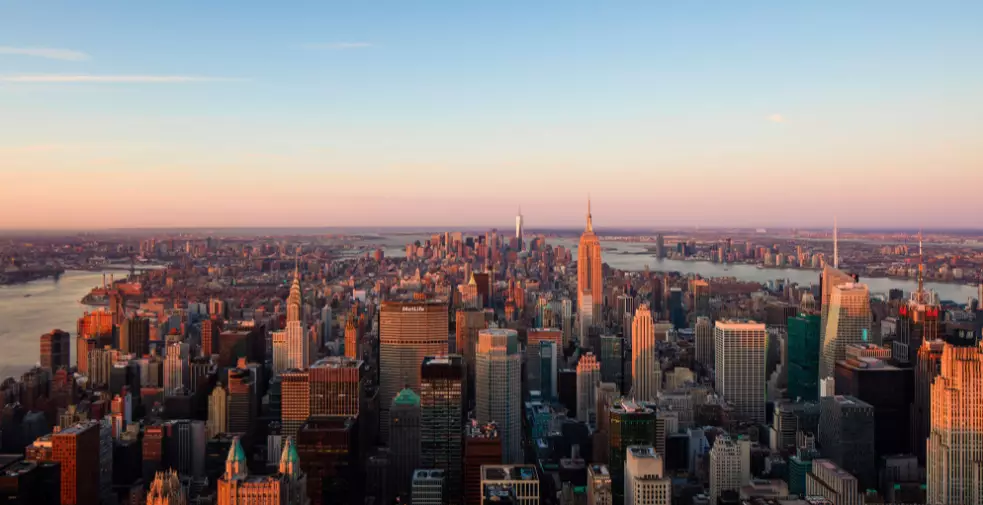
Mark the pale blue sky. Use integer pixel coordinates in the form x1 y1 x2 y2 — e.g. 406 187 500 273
1 1 981 229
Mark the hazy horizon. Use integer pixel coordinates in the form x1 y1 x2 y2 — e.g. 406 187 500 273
3 1 981 229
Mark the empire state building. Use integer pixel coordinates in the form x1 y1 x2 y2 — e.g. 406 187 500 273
578 198 603 329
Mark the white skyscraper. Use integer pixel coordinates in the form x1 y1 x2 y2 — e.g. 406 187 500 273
631 304 660 402
714 320 766 423
577 352 600 424
625 446 671 505
476 329 522 463
927 342 983 505
515 206 523 250
164 341 189 395
709 435 751 503
820 283 871 379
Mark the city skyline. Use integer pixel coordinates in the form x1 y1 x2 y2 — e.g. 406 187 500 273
2 2 983 229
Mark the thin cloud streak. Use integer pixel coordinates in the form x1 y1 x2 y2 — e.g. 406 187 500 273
0 75 247 83
0 46 90 61
301 42 373 50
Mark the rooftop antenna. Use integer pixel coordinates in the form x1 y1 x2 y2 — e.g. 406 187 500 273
917 229 925 303
833 216 839 269
586 195 593 233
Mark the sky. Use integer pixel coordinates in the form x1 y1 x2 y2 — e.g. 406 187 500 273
1 1 981 230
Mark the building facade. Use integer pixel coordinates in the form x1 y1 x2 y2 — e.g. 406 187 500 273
379 300 449 443
631 304 659 402
476 329 522 464
927 342 983 505
714 320 767 422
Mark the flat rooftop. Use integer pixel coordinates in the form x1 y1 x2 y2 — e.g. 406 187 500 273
482 465 538 482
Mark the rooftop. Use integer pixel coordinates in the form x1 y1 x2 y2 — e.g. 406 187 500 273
628 446 657 458
311 356 362 368
589 465 610 477
413 469 445 480
482 465 538 482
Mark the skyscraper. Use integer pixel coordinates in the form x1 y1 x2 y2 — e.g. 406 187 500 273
578 198 603 324
788 314 822 402
217 437 289 505
690 279 710 318
412 469 444 505
271 330 289 376
309 356 363 417
527 328 562 393
587 464 612 505
39 330 70 371
146 470 187 505
834 356 913 457
608 399 655 505
389 388 422 500
927 342 983 504
456 308 486 400
420 355 466 504
285 268 309 370
912 338 944 464
120 316 150 357
805 459 863 505
818 395 875 488
164 341 190 395
476 328 522 464
625 446 671 505
464 421 501 505
515 206 524 251
46 421 100 505
819 263 856 345
480 465 540 505
820 284 871 380
344 316 359 360
280 369 310 438
577 352 600 424
631 304 659 402
694 316 713 371
379 300 449 443
207 384 228 438
599 335 623 386
709 434 750 504
714 320 767 423
226 367 255 436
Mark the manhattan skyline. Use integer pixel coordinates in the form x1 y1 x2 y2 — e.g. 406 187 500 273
2 1 982 229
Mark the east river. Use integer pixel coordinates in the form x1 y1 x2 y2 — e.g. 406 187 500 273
0 239 977 379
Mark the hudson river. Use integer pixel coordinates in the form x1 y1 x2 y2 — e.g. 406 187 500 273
1 246 977 379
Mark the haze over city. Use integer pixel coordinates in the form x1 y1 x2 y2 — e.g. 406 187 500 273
2 4 983 505
2 1 983 229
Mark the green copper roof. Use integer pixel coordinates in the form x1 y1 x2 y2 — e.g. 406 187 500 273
281 437 300 465
227 437 246 463
393 388 421 406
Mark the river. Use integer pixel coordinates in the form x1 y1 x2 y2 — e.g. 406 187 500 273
0 270 107 379
377 236 978 302
1 242 977 379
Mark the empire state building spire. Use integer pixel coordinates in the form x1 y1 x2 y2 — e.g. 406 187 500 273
586 196 593 233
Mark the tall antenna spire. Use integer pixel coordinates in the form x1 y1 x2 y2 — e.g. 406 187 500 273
833 216 839 269
294 246 299 280
586 195 593 233
917 229 925 303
